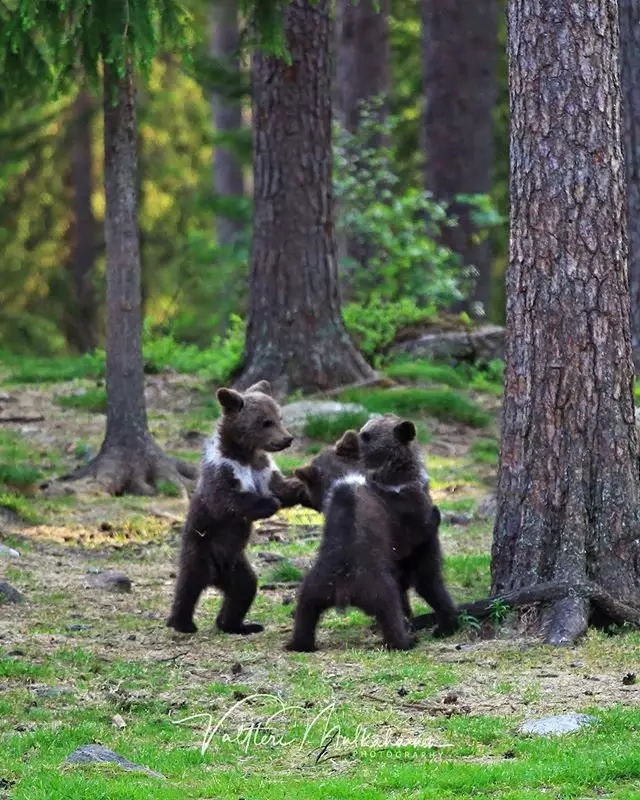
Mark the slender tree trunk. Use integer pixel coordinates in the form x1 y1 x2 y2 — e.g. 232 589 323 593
210 0 245 247
64 60 196 495
492 0 640 645
620 0 640 364
422 0 498 314
236 0 374 395
65 88 98 353
335 0 389 278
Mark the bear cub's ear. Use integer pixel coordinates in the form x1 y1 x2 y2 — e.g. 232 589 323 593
393 419 416 444
217 387 245 413
245 380 272 396
294 465 320 486
335 430 360 460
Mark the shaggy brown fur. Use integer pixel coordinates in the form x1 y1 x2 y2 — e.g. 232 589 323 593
167 380 307 635
359 414 458 636
287 432 412 652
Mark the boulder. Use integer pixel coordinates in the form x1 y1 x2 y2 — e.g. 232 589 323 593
392 324 505 363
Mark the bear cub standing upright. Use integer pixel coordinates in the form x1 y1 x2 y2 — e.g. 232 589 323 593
359 414 459 636
167 380 307 635
288 431 413 652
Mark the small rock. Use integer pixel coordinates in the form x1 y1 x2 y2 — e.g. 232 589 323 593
282 595 293 606
442 513 474 527
32 685 74 698
281 400 369 434
569 661 585 668
112 713 127 729
64 744 164 778
0 544 19 558
391 324 505 363
65 624 93 632
443 692 458 705
0 581 23 604
623 672 637 686
99 522 113 532
231 662 243 675
86 567 101 574
8 649 25 656
127 634 137 641
0 392 15 402
258 552 285 563
86 571 132 593
397 687 409 697
519 713 596 736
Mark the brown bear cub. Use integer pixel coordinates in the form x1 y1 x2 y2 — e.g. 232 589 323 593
167 380 307 635
359 414 459 637
287 432 413 652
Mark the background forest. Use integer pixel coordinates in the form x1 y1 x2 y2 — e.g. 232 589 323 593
0 0 506 364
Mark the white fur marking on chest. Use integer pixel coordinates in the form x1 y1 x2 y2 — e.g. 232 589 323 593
203 431 275 495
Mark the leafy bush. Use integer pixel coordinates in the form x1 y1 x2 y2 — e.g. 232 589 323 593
303 411 370 442
341 387 491 428
333 98 499 309
264 560 304 584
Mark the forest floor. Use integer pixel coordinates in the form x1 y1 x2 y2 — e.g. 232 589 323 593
0 360 639 799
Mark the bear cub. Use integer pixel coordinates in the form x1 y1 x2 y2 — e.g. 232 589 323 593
287 431 413 652
167 380 307 635
359 414 459 637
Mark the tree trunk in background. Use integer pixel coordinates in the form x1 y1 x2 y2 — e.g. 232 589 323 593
236 0 374 394
66 89 97 353
335 0 389 277
210 0 245 246
67 60 196 495
620 0 640 365
422 0 497 314
492 0 640 644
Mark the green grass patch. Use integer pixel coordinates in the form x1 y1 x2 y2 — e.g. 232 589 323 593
263 559 304 584
445 553 491 600
55 387 107 414
470 436 500 464
0 430 49 493
385 358 466 388
303 410 370 442
155 480 182 498
272 453 307 474
3 352 105 384
342 387 491 428
0 491 42 523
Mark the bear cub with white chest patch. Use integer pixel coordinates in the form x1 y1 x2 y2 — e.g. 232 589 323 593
287 431 413 652
167 380 307 635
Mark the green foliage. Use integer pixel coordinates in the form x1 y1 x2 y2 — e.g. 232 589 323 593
341 387 492 428
2 352 104 384
0 491 42 523
303 411 370 442
488 598 511 626
55 388 107 414
385 357 467 388
334 99 498 308
0 431 43 491
264 559 303 584
342 298 437 363
155 479 182 497
470 437 500 464
458 610 482 633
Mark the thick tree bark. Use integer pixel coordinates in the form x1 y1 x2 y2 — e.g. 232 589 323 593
236 0 374 395
335 0 389 278
620 0 640 364
210 0 245 247
65 89 98 353
492 0 640 645
64 61 196 495
422 0 498 313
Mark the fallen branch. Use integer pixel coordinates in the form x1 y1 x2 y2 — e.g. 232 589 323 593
410 581 640 632
0 415 45 424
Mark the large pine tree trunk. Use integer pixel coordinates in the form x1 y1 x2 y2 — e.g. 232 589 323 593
67 61 196 495
492 0 640 645
422 0 497 313
210 0 245 247
236 0 374 394
620 0 640 364
65 88 98 354
335 0 389 278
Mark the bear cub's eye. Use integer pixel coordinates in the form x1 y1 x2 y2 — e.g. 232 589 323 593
263 420 274 428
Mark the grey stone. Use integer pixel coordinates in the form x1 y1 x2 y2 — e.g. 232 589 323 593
258 552 285 563
64 744 164 778
519 713 596 736
32 685 74 698
392 324 505 363
281 400 369 433
0 581 23 603
65 623 93 632
0 544 19 558
85 571 132 593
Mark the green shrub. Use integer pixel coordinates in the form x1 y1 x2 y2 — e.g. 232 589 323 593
341 387 491 428
56 388 107 414
0 431 43 490
0 491 41 523
385 357 466 388
4 352 105 384
303 410 370 442
264 560 304 584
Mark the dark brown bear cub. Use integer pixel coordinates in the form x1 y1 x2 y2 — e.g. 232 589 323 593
167 380 307 635
287 432 412 652
359 414 459 637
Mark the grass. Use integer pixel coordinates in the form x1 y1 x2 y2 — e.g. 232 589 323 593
341 387 492 428
264 559 304 583
470 436 500 464
2 352 105 384
55 387 107 414
303 410 371 442
0 430 46 492
385 357 505 397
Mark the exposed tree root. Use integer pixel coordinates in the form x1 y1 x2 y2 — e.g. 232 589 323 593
53 436 198 497
409 581 640 642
